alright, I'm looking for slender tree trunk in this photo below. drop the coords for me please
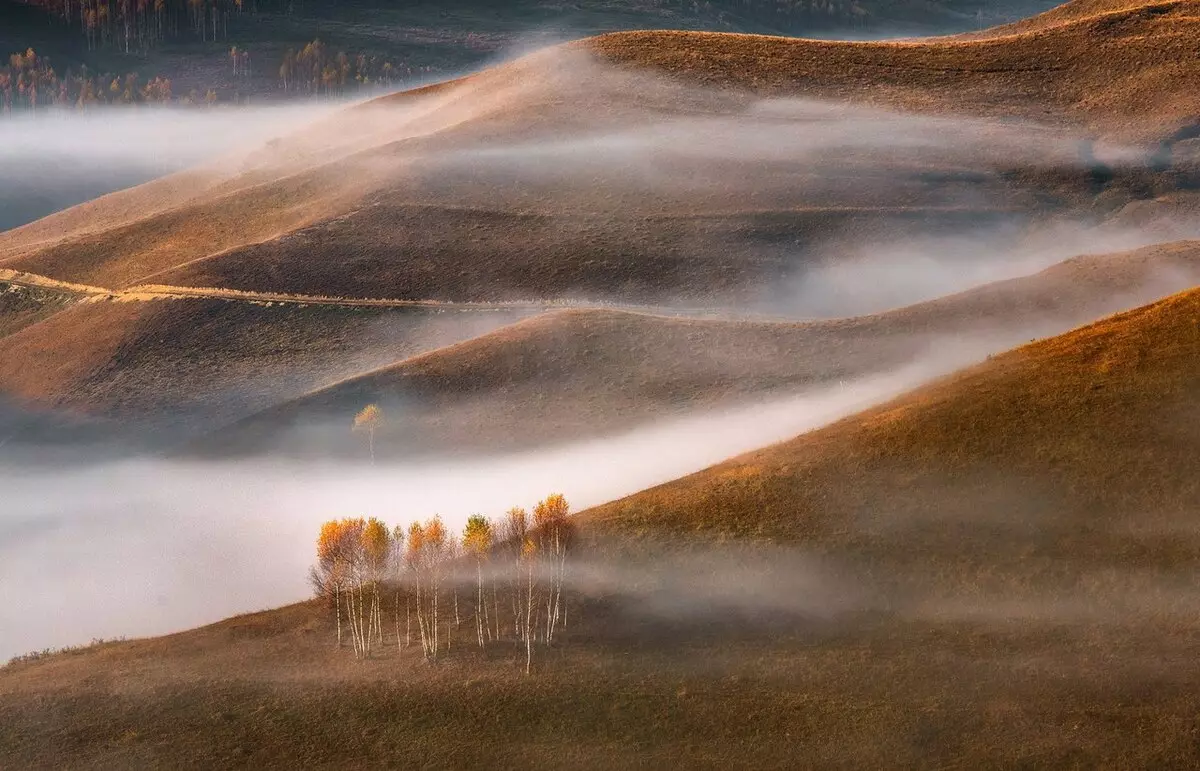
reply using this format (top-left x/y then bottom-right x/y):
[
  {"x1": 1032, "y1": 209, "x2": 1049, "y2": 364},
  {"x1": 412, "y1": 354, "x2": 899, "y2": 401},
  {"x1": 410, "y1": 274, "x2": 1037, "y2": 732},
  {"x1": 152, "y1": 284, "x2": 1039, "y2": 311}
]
[
  {"x1": 524, "y1": 560, "x2": 534, "y2": 675},
  {"x1": 490, "y1": 577, "x2": 499, "y2": 642},
  {"x1": 348, "y1": 584, "x2": 359, "y2": 658},
  {"x1": 374, "y1": 584, "x2": 383, "y2": 646},
  {"x1": 476, "y1": 561, "x2": 485, "y2": 648},
  {"x1": 432, "y1": 572, "x2": 439, "y2": 659},
  {"x1": 335, "y1": 582, "x2": 342, "y2": 648}
]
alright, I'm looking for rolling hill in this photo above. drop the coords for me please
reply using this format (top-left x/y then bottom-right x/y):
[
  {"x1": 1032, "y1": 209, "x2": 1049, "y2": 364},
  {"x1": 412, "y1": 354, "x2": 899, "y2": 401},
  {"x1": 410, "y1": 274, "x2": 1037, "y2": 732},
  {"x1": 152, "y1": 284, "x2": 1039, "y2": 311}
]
[
  {"x1": 4, "y1": 0, "x2": 1199, "y2": 306},
  {"x1": 2, "y1": 280, "x2": 1197, "y2": 768},
  {"x1": 2, "y1": 236, "x2": 1193, "y2": 455},
  {"x1": 0, "y1": 282, "x2": 530, "y2": 444},
  {"x1": 193, "y1": 239, "x2": 1200, "y2": 458}
]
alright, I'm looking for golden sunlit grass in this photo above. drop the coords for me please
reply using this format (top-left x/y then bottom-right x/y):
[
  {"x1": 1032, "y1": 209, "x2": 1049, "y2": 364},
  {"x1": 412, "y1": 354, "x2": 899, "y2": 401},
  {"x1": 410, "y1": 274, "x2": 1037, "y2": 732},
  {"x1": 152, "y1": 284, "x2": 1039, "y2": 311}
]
[
  {"x1": 584, "y1": 0, "x2": 1200, "y2": 140},
  {"x1": 585, "y1": 285, "x2": 1200, "y2": 559}
]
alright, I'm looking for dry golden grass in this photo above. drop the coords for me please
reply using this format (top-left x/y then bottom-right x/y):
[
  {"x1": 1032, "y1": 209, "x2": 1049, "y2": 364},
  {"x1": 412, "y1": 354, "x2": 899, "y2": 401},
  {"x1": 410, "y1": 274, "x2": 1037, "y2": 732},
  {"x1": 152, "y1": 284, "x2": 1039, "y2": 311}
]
[
  {"x1": 0, "y1": 291, "x2": 531, "y2": 435},
  {"x1": 585, "y1": 284, "x2": 1200, "y2": 561},
  {"x1": 584, "y1": 0, "x2": 1200, "y2": 140}
]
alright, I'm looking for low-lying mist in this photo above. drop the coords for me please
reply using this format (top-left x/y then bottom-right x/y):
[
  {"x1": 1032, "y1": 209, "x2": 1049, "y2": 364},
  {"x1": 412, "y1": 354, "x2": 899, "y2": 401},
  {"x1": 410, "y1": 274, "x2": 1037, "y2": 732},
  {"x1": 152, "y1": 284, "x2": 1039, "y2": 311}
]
[
  {"x1": 0, "y1": 346, "x2": 989, "y2": 661},
  {"x1": 0, "y1": 104, "x2": 339, "y2": 231}
]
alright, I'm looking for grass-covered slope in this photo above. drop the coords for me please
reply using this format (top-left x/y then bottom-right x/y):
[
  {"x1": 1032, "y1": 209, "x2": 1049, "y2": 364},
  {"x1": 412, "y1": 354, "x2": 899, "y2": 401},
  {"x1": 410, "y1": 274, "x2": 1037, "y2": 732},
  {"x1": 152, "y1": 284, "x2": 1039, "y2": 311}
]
[
  {"x1": 587, "y1": 284, "x2": 1200, "y2": 570},
  {"x1": 0, "y1": 292, "x2": 528, "y2": 437},
  {"x1": 3, "y1": 285, "x2": 1200, "y2": 769},
  {"x1": 196, "y1": 240, "x2": 1200, "y2": 458},
  {"x1": 6, "y1": 0, "x2": 1199, "y2": 300},
  {"x1": 585, "y1": 0, "x2": 1200, "y2": 140}
]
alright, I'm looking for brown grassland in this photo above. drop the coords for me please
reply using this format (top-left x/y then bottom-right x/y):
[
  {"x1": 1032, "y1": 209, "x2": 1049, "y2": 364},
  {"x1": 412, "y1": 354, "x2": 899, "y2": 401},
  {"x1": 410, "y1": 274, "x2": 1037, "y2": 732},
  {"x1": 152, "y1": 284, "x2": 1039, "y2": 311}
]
[
  {"x1": 198, "y1": 238, "x2": 1200, "y2": 458},
  {"x1": 2, "y1": 285, "x2": 1197, "y2": 769},
  {"x1": 2, "y1": 0, "x2": 1199, "y2": 302},
  {"x1": 3, "y1": 0, "x2": 1200, "y2": 766}
]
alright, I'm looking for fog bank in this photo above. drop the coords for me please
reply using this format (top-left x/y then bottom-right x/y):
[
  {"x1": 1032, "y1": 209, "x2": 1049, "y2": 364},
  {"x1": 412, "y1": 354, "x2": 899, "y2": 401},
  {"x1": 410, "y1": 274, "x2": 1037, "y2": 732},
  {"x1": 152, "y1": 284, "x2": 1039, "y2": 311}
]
[
  {"x1": 0, "y1": 350, "x2": 979, "y2": 661},
  {"x1": 0, "y1": 104, "x2": 338, "y2": 231}
]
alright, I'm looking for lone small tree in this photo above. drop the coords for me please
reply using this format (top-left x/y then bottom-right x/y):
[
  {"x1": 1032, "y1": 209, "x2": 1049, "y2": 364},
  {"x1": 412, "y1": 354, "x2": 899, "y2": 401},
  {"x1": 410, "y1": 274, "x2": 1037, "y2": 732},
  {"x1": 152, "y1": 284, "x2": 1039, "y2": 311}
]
[{"x1": 352, "y1": 403, "x2": 384, "y2": 464}]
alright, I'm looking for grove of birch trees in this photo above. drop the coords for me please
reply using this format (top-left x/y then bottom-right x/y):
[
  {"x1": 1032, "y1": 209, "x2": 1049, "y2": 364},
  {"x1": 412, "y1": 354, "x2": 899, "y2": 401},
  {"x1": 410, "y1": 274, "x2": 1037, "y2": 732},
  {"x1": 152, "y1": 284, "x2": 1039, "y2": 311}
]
[{"x1": 311, "y1": 494, "x2": 576, "y2": 674}]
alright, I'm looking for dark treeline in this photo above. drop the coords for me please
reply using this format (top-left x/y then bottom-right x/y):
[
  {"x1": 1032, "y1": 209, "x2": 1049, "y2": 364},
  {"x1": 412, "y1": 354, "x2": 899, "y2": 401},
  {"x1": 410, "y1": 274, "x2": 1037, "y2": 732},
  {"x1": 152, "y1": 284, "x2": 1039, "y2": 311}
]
[
  {"x1": 1, "y1": 39, "x2": 411, "y2": 112},
  {"x1": 652, "y1": 0, "x2": 872, "y2": 29},
  {"x1": 1, "y1": 47, "x2": 184, "y2": 110},
  {"x1": 18, "y1": 0, "x2": 871, "y2": 55},
  {"x1": 17, "y1": 0, "x2": 991, "y2": 57},
  {"x1": 17, "y1": 0, "x2": 291, "y2": 52},
  {"x1": 277, "y1": 39, "x2": 409, "y2": 97}
]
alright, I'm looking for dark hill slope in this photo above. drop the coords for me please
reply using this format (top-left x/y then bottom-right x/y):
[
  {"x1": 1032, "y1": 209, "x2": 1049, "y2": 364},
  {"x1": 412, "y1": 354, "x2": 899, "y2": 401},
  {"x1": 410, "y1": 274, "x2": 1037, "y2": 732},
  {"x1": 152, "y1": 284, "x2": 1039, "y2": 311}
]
[{"x1": 0, "y1": 291, "x2": 528, "y2": 439}]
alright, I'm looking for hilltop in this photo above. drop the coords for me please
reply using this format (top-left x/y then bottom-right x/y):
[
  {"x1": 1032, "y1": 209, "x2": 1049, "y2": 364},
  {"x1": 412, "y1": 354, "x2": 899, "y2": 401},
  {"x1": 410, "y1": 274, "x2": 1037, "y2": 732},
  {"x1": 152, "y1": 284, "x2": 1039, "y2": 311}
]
[{"x1": 584, "y1": 0, "x2": 1200, "y2": 140}]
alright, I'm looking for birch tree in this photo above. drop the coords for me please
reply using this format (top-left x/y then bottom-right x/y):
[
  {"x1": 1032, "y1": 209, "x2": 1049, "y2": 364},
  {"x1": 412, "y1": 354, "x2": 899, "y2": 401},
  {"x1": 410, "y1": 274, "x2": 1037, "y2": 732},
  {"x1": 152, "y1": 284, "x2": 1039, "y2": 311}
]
[
  {"x1": 520, "y1": 536, "x2": 538, "y2": 675},
  {"x1": 534, "y1": 494, "x2": 574, "y2": 645},
  {"x1": 463, "y1": 515, "x2": 494, "y2": 648},
  {"x1": 362, "y1": 517, "x2": 391, "y2": 648},
  {"x1": 501, "y1": 506, "x2": 529, "y2": 640},
  {"x1": 313, "y1": 520, "x2": 349, "y2": 648},
  {"x1": 406, "y1": 521, "x2": 431, "y2": 658},
  {"x1": 352, "y1": 403, "x2": 383, "y2": 464}
]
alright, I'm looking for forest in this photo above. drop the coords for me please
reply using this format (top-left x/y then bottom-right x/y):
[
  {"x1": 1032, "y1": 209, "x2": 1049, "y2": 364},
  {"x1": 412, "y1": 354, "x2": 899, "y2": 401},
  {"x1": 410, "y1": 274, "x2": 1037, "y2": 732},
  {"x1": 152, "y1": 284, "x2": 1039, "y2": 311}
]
[
  {"x1": 16, "y1": 0, "x2": 877, "y2": 56},
  {"x1": 0, "y1": 39, "x2": 407, "y2": 111}
]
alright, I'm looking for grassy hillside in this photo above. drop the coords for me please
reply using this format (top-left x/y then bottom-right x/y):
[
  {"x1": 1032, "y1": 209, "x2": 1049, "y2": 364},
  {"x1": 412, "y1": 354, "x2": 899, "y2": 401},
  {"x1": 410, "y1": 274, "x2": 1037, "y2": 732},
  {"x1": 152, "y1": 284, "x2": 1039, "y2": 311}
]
[
  {"x1": 587, "y1": 284, "x2": 1200, "y2": 562},
  {"x1": 0, "y1": 288, "x2": 529, "y2": 439},
  {"x1": 1, "y1": 238, "x2": 1192, "y2": 455},
  {"x1": 585, "y1": 0, "x2": 1200, "y2": 140},
  {"x1": 194, "y1": 239, "x2": 1199, "y2": 458},
  {"x1": 3, "y1": 284, "x2": 1199, "y2": 769},
  {"x1": 4, "y1": 0, "x2": 1197, "y2": 304}
]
